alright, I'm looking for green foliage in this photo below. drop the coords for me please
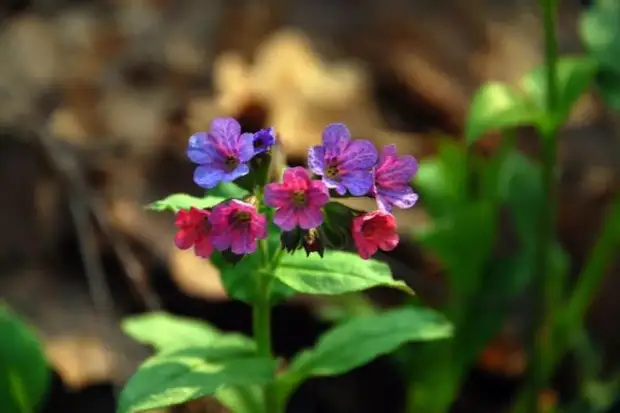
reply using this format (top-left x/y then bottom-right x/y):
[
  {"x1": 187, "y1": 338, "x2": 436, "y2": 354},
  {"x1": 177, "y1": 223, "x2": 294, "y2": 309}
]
[
  {"x1": 520, "y1": 56, "x2": 598, "y2": 131},
  {"x1": 465, "y1": 57, "x2": 596, "y2": 145},
  {"x1": 0, "y1": 305, "x2": 50, "y2": 413},
  {"x1": 147, "y1": 182, "x2": 248, "y2": 212},
  {"x1": 117, "y1": 337, "x2": 277, "y2": 413},
  {"x1": 414, "y1": 140, "x2": 468, "y2": 218},
  {"x1": 212, "y1": 231, "x2": 296, "y2": 305},
  {"x1": 581, "y1": 0, "x2": 620, "y2": 109},
  {"x1": 465, "y1": 82, "x2": 539, "y2": 145},
  {"x1": 277, "y1": 307, "x2": 452, "y2": 402},
  {"x1": 275, "y1": 251, "x2": 414, "y2": 296},
  {"x1": 147, "y1": 194, "x2": 226, "y2": 212},
  {"x1": 122, "y1": 312, "x2": 221, "y2": 352},
  {"x1": 121, "y1": 312, "x2": 266, "y2": 413}
]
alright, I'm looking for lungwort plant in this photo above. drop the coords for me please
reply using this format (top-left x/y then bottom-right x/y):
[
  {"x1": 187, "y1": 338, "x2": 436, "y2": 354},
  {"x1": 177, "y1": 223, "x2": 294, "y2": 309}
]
[{"x1": 117, "y1": 120, "x2": 453, "y2": 413}]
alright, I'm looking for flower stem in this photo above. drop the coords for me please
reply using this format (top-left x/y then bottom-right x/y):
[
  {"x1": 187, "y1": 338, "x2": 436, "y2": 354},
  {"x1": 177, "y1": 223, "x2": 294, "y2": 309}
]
[
  {"x1": 514, "y1": 0, "x2": 559, "y2": 412},
  {"x1": 254, "y1": 239, "x2": 280, "y2": 413}
]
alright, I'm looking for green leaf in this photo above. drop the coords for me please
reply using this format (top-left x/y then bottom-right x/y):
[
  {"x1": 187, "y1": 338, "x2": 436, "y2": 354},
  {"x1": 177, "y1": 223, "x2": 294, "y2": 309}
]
[
  {"x1": 207, "y1": 182, "x2": 249, "y2": 199},
  {"x1": 216, "y1": 386, "x2": 264, "y2": 413},
  {"x1": 0, "y1": 305, "x2": 50, "y2": 413},
  {"x1": 274, "y1": 251, "x2": 413, "y2": 296},
  {"x1": 117, "y1": 337, "x2": 276, "y2": 413},
  {"x1": 121, "y1": 312, "x2": 226, "y2": 353},
  {"x1": 147, "y1": 193, "x2": 226, "y2": 212},
  {"x1": 580, "y1": 0, "x2": 620, "y2": 110},
  {"x1": 414, "y1": 140, "x2": 468, "y2": 218},
  {"x1": 212, "y1": 231, "x2": 296, "y2": 305},
  {"x1": 520, "y1": 56, "x2": 598, "y2": 128},
  {"x1": 415, "y1": 201, "x2": 496, "y2": 314},
  {"x1": 277, "y1": 307, "x2": 451, "y2": 399},
  {"x1": 465, "y1": 82, "x2": 539, "y2": 145},
  {"x1": 580, "y1": 0, "x2": 620, "y2": 70}
]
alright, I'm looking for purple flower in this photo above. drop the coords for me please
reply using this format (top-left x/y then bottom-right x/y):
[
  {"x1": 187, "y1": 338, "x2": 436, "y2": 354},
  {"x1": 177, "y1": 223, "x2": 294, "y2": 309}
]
[
  {"x1": 252, "y1": 127, "x2": 276, "y2": 155},
  {"x1": 265, "y1": 167, "x2": 329, "y2": 231},
  {"x1": 372, "y1": 144, "x2": 419, "y2": 211},
  {"x1": 209, "y1": 199, "x2": 267, "y2": 255},
  {"x1": 187, "y1": 118, "x2": 255, "y2": 189},
  {"x1": 308, "y1": 123, "x2": 378, "y2": 196}
]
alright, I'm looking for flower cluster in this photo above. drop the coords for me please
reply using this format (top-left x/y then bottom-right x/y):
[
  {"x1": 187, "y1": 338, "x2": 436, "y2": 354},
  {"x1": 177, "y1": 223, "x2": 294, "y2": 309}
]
[{"x1": 175, "y1": 118, "x2": 418, "y2": 260}]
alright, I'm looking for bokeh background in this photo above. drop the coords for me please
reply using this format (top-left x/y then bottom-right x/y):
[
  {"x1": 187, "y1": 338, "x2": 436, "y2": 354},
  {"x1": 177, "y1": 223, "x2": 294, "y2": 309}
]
[{"x1": 1, "y1": 0, "x2": 619, "y2": 412}]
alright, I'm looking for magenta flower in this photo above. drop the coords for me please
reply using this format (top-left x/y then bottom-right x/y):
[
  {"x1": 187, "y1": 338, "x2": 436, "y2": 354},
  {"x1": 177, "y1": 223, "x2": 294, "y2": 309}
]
[
  {"x1": 308, "y1": 123, "x2": 378, "y2": 196},
  {"x1": 209, "y1": 200, "x2": 267, "y2": 255},
  {"x1": 187, "y1": 118, "x2": 255, "y2": 189},
  {"x1": 372, "y1": 144, "x2": 419, "y2": 212},
  {"x1": 265, "y1": 167, "x2": 329, "y2": 231},
  {"x1": 352, "y1": 210, "x2": 399, "y2": 260}
]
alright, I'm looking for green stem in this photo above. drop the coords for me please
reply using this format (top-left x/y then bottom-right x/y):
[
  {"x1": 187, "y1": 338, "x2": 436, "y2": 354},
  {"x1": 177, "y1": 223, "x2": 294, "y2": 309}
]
[
  {"x1": 254, "y1": 249, "x2": 279, "y2": 413},
  {"x1": 515, "y1": 0, "x2": 559, "y2": 412}
]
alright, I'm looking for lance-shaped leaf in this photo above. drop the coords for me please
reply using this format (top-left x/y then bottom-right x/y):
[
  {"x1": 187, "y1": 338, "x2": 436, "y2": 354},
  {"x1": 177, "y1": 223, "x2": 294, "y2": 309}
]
[
  {"x1": 274, "y1": 251, "x2": 413, "y2": 296},
  {"x1": 277, "y1": 307, "x2": 452, "y2": 400},
  {"x1": 117, "y1": 337, "x2": 276, "y2": 413}
]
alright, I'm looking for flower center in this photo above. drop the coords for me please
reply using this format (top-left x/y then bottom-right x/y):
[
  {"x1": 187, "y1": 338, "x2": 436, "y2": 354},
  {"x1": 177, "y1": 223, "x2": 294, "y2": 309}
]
[
  {"x1": 225, "y1": 156, "x2": 239, "y2": 171},
  {"x1": 361, "y1": 220, "x2": 379, "y2": 237},
  {"x1": 325, "y1": 160, "x2": 339, "y2": 179},
  {"x1": 229, "y1": 211, "x2": 251, "y2": 228},
  {"x1": 291, "y1": 190, "x2": 306, "y2": 207}
]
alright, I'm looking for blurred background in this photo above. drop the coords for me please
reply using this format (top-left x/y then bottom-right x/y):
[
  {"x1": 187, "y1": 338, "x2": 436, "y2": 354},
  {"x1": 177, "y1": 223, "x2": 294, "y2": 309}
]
[{"x1": 1, "y1": 0, "x2": 619, "y2": 412}]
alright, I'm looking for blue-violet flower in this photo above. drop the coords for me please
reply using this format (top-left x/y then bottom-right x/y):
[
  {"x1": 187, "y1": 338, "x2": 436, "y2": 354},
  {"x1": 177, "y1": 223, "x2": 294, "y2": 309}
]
[
  {"x1": 372, "y1": 144, "x2": 419, "y2": 211},
  {"x1": 308, "y1": 123, "x2": 377, "y2": 196},
  {"x1": 187, "y1": 118, "x2": 255, "y2": 189}
]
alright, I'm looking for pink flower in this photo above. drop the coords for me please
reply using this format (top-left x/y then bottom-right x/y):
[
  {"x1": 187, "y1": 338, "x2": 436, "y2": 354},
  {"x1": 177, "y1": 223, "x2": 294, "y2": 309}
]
[
  {"x1": 174, "y1": 208, "x2": 214, "y2": 258},
  {"x1": 352, "y1": 210, "x2": 399, "y2": 260},
  {"x1": 209, "y1": 200, "x2": 267, "y2": 255},
  {"x1": 264, "y1": 167, "x2": 330, "y2": 231}
]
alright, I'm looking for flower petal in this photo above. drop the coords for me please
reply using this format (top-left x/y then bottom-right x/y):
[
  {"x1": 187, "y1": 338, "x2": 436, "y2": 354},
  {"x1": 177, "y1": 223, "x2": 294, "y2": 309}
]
[
  {"x1": 376, "y1": 150, "x2": 418, "y2": 186},
  {"x1": 237, "y1": 132, "x2": 256, "y2": 162},
  {"x1": 274, "y1": 206, "x2": 297, "y2": 231},
  {"x1": 378, "y1": 233, "x2": 399, "y2": 252},
  {"x1": 211, "y1": 232, "x2": 232, "y2": 251},
  {"x1": 340, "y1": 139, "x2": 378, "y2": 170},
  {"x1": 322, "y1": 123, "x2": 350, "y2": 158},
  {"x1": 231, "y1": 230, "x2": 255, "y2": 255},
  {"x1": 340, "y1": 170, "x2": 374, "y2": 196},
  {"x1": 187, "y1": 132, "x2": 221, "y2": 164},
  {"x1": 306, "y1": 181, "x2": 330, "y2": 207},
  {"x1": 283, "y1": 167, "x2": 311, "y2": 187},
  {"x1": 210, "y1": 117, "x2": 241, "y2": 153},
  {"x1": 194, "y1": 236, "x2": 214, "y2": 258},
  {"x1": 174, "y1": 229, "x2": 195, "y2": 249},
  {"x1": 308, "y1": 146, "x2": 325, "y2": 175},
  {"x1": 377, "y1": 187, "x2": 419, "y2": 211},
  {"x1": 194, "y1": 165, "x2": 224, "y2": 189},
  {"x1": 298, "y1": 207, "x2": 323, "y2": 229},
  {"x1": 251, "y1": 213, "x2": 268, "y2": 240},
  {"x1": 265, "y1": 183, "x2": 291, "y2": 208},
  {"x1": 222, "y1": 163, "x2": 250, "y2": 182}
]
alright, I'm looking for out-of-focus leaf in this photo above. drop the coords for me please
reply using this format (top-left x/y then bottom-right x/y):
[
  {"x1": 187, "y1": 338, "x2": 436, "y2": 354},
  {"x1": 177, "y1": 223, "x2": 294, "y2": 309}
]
[
  {"x1": 414, "y1": 140, "x2": 468, "y2": 218},
  {"x1": 465, "y1": 82, "x2": 539, "y2": 145},
  {"x1": 0, "y1": 305, "x2": 50, "y2": 413},
  {"x1": 520, "y1": 56, "x2": 598, "y2": 129}
]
